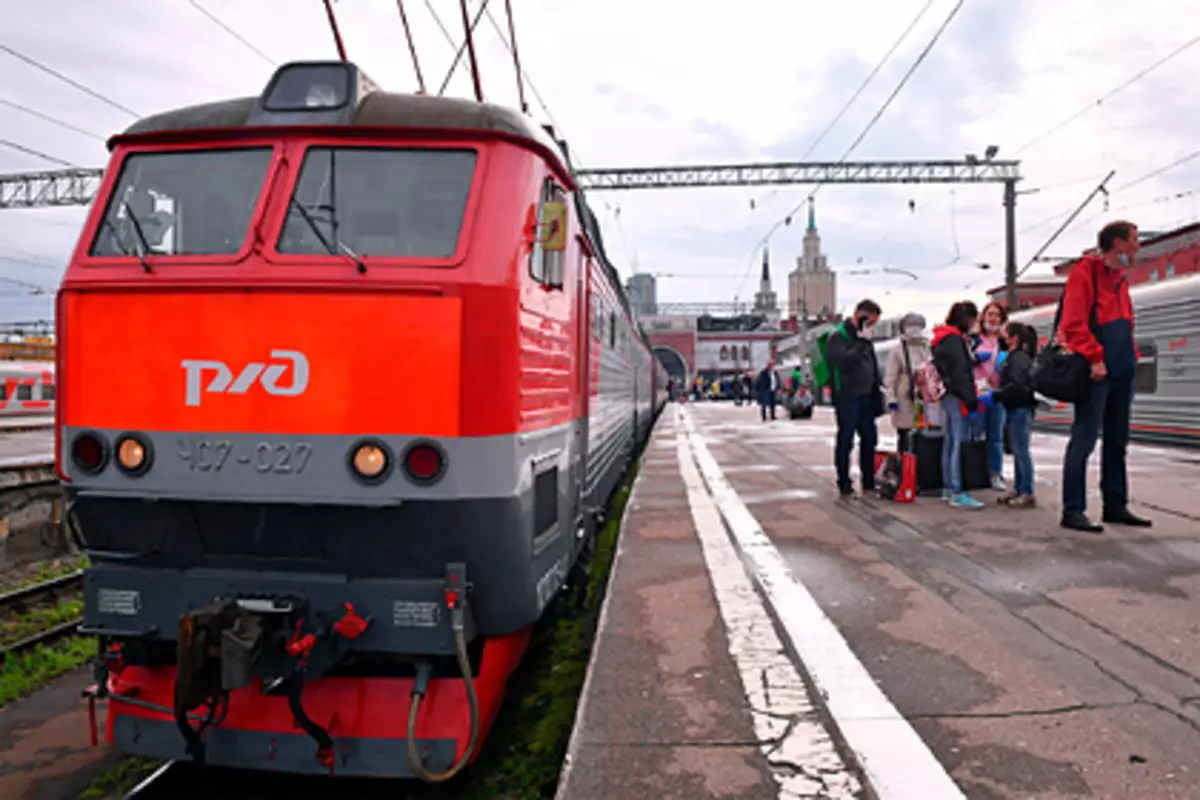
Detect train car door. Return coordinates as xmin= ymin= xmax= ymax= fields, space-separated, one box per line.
xmin=573 ymin=241 xmax=592 ymax=540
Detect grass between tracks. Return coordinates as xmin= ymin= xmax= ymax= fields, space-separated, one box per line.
xmin=460 ymin=462 xmax=638 ymax=800
xmin=0 ymin=636 xmax=95 ymax=708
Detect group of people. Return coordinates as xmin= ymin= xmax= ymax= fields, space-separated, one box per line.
xmin=825 ymin=220 xmax=1152 ymax=533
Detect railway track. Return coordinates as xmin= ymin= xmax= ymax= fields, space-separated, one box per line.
xmin=0 ymin=569 xmax=84 ymax=659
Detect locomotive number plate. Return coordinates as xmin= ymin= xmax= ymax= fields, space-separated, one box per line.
xmin=177 ymin=438 xmax=313 ymax=475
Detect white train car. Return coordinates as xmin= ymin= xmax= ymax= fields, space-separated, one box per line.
xmin=0 ymin=361 xmax=54 ymax=416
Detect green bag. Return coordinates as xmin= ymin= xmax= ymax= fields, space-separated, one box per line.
xmin=809 ymin=323 xmax=847 ymax=392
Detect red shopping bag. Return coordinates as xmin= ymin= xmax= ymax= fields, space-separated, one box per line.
xmin=874 ymin=451 xmax=917 ymax=503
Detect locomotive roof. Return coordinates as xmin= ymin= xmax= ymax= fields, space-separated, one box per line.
xmin=118 ymin=92 xmax=564 ymax=157
xmin=113 ymin=57 xmax=653 ymax=351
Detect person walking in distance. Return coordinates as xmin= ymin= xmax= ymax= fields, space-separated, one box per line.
xmin=825 ymin=299 xmax=883 ymax=497
xmin=755 ymin=362 xmax=780 ymax=421
xmin=1059 ymin=221 xmax=1152 ymax=532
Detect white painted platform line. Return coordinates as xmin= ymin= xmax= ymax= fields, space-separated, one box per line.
xmin=679 ymin=406 xmax=968 ymax=800
xmin=675 ymin=407 xmax=861 ymax=800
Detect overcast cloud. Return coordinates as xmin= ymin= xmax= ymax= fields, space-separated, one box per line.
xmin=2 ymin=0 xmax=1199 ymax=325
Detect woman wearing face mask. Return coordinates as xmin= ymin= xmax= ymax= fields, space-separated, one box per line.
xmin=970 ymin=301 xmax=1010 ymax=491
xmin=883 ymin=312 xmax=931 ymax=452
xmin=932 ymin=301 xmax=993 ymax=510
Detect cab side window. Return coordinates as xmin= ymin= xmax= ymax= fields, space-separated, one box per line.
xmin=530 ymin=178 xmax=567 ymax=288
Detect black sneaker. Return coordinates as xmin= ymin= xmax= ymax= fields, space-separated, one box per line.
xmin=1061 ymin=512 xmax=1103 ymax=533
xmin=1102 ymin=507 xmax=1152 ymax=528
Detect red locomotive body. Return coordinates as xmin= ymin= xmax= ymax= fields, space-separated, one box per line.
xmin=59 ymin=61 xmax=667 ymax=780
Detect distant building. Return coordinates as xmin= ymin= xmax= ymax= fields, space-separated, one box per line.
xmin=626 ymin=272 xmax=657 ymax=317
xmin=787 ymin=198 xmax=836 ymax=319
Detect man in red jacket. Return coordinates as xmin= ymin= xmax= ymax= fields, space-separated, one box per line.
xmin=1059 ymin=220 xmax=1152 ymax=532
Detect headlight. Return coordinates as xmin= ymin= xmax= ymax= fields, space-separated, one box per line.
xmin=115 ymin=433 xmax=153 ymax=477
xmin=348 ymin=439 xmax=393 ymax=484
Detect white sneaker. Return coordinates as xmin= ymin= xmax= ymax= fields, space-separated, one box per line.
xmin=989 ymin=474 xmax=1007 ymax=491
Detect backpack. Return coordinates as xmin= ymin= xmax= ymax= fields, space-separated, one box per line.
xmin=913 ymin=358 xmax=946 ymax=405
xmin=810 ymin=323 xmax=848 ymax=391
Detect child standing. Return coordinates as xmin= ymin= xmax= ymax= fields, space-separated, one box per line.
xmin=992 ymin=322 xmax=1038 ymax=507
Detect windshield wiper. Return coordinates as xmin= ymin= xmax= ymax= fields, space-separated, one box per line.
xmin=288 ymin=198 xmax=367 ymax=274
xmin=119 ymin=201 xmax=153 ymax=273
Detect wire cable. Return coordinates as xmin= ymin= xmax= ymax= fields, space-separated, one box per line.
xmin=0 ymin=138 xmax=76 ymax=167
xmin=750 ymin=0 xmax=935 ymax=209
xmin=855 ymin=32 xmax=1200 ymax=262
xmin=0 ymin=98 xmax=104 ymax=141
xmin=737 ymin=0 xmax=964 ymax=299
xmin=187 ymin=0 xmax=277 ymax=66
xmin=1012 ymin=33 xmax=1200 ymax=156
xmin=0 ymin=43 xmax=137 ymax=116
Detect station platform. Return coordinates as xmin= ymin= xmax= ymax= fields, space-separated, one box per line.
xmin=559 ymin=402 xmax=1200 ymax=800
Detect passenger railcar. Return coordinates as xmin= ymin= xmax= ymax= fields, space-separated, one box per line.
xmin=58 ymin=60 xmax=666 ymax=782
xmin=872 ymin=272 xmax=1200 ymax=446
xmin=0 ymin=361 xmax=54 ymax=416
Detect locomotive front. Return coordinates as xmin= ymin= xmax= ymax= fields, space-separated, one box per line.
xmin=58 ymin=61 xmax=574 ymax=780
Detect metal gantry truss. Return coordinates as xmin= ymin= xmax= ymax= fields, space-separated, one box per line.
xmin=0 ymin=168 xmax=104 ymax=209
xmin=574 ymin=159 xmax=1022 ymax=190
xmin=0 ymin=159 xmax=1023 ymax=210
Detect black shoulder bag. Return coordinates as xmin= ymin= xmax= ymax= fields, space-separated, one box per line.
xmin=1030 ymin=266 xmax=1099 ymax=404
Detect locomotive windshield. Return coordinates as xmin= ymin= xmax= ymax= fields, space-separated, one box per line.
xmin=278 ymin=147 xmax=476 ymax=260
xmin=89 ymin=147 xmax=273 ymax=258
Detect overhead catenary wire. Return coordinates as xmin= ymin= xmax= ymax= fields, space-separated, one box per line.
xmin=0 ymin=43 xmax=138 ymax=117
xmin=0 ymin=138 xmax=76 ymax=167
xmin=187 ymin=0 xmax=277 ymax=66
xmin=858 ymin=32 xmax=1200 ymax=263
xmin=736 ymin=0 xmax=964 ymax=300
xmin=749 ymin=0 xmax=935 ymax=210
xmin=0 ymin=98 xmax=104 ymax=141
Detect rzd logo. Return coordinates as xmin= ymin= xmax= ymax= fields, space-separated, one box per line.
xmin=181 ymin=350 xmax=309 ymax=407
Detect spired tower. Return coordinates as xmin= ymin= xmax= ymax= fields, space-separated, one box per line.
xmin=753 ymin=246 xmax=779 ymax=320
xmin=787 ymin=198 xmax=837 ymax=319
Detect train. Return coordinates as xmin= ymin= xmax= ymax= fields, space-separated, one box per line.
xmin=57 ymin=59 xmax=669 ymax=782
xmin=873 ymin=271 xmax=1200 ymax=446
xmin=0 ymin=361 xmax=54 ymax=416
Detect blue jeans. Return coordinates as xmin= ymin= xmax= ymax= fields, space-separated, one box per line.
xmin=1006 ymin=407 xmax=1034 ymax=496
xmin=1062 ymin=376 xmax=1133 ymax=515
xmin=940 ymin=397 xmax=968 ymax=494
xmin=834 ymin=393 xmax=878 ymax=491
xmin=968 ymin=400 xmax=1007 ymax=475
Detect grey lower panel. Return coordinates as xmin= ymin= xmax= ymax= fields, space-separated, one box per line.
xmin=112 ymin=715 xmax=458 ymax=778
xmin=60 ymin=421 xmax=576 ymax=504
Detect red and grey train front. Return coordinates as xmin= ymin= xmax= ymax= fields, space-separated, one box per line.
xmin=58 ymin=60 xmax=579 ymax=780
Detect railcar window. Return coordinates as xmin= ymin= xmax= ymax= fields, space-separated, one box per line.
xmin=1135 ymin=341 xmax=1157 ymax=394
xmin=278 ymin=147 xmax=476 ymax=259
xmin=16 ymin=384 xmax=32 ymax=401
xmin=42 ymin=384 xmax=55 ymax=401
xmin=89 ymin=148 xmax=272 ymax=258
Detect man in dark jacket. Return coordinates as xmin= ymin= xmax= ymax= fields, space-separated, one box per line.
xmin=1059 ymin=220 xmax=1152 ymax=532
xmin=755 ymin=362 xmax=780 ymax=421
xmin=826 ymin=299 xmax=882 ymax=496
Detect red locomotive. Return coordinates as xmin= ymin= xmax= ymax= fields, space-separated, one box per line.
xmin=58 ymin=59 xmax=667 ymax=780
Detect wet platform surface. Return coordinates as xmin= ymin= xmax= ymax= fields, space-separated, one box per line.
xmin=658 ymin=401 xmax=1200 ymax=799
xmin=0 ymin=428 xmax=53 ymax=469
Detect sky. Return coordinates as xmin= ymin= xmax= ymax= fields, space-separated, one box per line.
xmin=2 ymin=0 xmax=1200 ymax=327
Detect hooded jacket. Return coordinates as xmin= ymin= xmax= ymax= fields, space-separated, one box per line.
xmin=931 ymin=324 xmax=978 ymax=414
xmin=1059 ymin=254 xmax=1138 ymax=379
